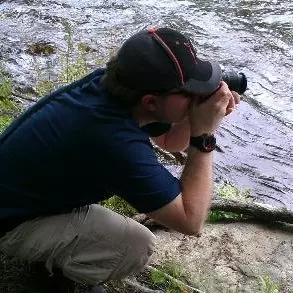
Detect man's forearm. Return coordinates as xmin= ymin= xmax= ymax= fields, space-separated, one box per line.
xmin=179 ymin=146 xmax=213 ymax=234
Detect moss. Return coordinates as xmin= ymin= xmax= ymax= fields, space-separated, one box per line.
xmin=101 ymin=196 xmax=137 ymax=217
xmin=148 ymin=261 xmax=188 ymax=293
xmin=207 ymin=210 xmax=243 ymax=223
xmin=26 ymin=42 xmax=57 ymax=57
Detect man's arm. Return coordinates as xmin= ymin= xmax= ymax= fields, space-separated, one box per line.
xmin=147 ymin=147 xmax=213 ymax=235
xmin=151 ymin=117 xmax=190 ymax=152
xmin=147 ymin=82 xmax=239 ymax=235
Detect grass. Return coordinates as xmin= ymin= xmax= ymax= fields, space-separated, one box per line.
xmin=0 ymin=114 xmax=13 ymax=134
xmin=0 ymin=64 xmax=20 ymax=134
xmin=0 ymin=63 xmax=13 ymax=100
xmin=0 ymin=73 xmax=12 ymax=99
xmin=148 ymin=260 xmax=190 ymax=293
xmin=258 ymin=275 xmax=281 ymax=293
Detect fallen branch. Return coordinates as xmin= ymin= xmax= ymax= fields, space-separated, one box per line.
xmin=133 ymin=199 xmax=293 ymax=227
xmin=210 ymin=198 xmax=293 ymax=224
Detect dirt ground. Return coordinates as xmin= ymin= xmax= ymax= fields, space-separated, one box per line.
xmin=151 ymin=220 xmax=293 ymax=292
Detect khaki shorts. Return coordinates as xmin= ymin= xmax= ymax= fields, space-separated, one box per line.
xmin=0 ymin=204 xmax=156 ymax=285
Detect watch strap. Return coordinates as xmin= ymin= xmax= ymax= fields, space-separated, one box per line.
xmin=189 ymin=133 xmax=216 ymax=152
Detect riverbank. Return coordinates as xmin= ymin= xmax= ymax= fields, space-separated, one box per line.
xmin=1 ymin=219 xmax=293 ymax=292
xmin=151 ymin=221 xmax=293 ymax=292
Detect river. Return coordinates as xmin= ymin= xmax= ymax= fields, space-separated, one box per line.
xmin=0 ymin=0 xmax=292 ymax=208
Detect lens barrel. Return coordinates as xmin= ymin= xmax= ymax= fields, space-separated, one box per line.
xmin=221 ymin=71 xmax=247 ymax=94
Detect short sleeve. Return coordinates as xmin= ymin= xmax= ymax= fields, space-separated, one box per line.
xmin=92 ymin=128 xmax=181 ymax=213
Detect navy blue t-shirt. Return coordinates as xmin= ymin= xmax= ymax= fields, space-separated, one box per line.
xmin=0 ymin=69 xmax=181 ymax=223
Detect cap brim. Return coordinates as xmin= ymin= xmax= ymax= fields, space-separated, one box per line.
xmin=182 ymin=60 xmax=222 ymax=96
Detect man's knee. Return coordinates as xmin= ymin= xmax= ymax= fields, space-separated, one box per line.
xmin=59 ymin=207 xmax=156 ymax=283
xmin=124 ymin=218 xmax=156 ymax=268
xmin=101 ymin=217 xmax=156 ymax=281
xmin=89 ymin=204 xmax=157 ymax=273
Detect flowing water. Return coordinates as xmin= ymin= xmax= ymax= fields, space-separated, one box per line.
xmin=0 ymin=0 xmax=292 ymax=208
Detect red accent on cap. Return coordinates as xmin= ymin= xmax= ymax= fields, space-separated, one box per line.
xmin=149 ymin=31 xmax=185 ymax=85
xmin=147 ymin=28 xmax=157 ymax=33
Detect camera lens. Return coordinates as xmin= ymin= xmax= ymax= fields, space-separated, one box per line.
xmin=222 ymin=71 xmax=247 ymax=94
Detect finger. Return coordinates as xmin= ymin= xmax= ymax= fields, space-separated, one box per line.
xmin=209 ymin=82 xmax=231 ymax=106
xmin=225 ymin=107 xmax=234 ymax=116
xmin=227 ymin=95 xmax=236 ymax=110
xmin=231 ymin=91 xmax=241 ymax=104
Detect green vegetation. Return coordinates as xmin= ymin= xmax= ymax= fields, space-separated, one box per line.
xmin=149 ymin=261 xmax=188 ymax=293
xmin=0 ymin=64 xmax=19 ymax=134
xmin=0 ymin=65 xmax=13 ymax=99
xmin=34 ymin=20 xmax=97 ymax=97
xmin=207 ymin=210 xmax=242 ymax=223
xmin=258 ymin=275 xmax=281 ymax=293
xmin=101 ymin=196 xmax=137 ymax=217
xmin=216 ymin=181 xmax=252 ymax=200
xmin=207 ymin=181 xmax=252 ymax=223
xmin=58 ymin=20 xmax=91 ymax=85
xmin=0 ymin=114 xmax=13 ymax=134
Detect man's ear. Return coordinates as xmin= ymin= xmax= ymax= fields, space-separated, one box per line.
xmin=140 ymin=94 xmax=160 ymax=112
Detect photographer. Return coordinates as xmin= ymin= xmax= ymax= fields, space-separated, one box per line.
xmin=0 ymin=27 xmax=240 ymax=292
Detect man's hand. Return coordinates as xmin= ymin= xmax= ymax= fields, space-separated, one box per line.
xmin=225 ymin=90 xmax=241 ymax=116
xmin=189 ymin=81 xmax=239 ymax=136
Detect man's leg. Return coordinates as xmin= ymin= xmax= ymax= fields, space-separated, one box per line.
xmin=0 ymin=204 xmax=156 ymax=285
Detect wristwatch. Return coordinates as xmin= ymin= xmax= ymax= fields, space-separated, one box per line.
xmin=189 ymin=133 xmax=216 ymax=152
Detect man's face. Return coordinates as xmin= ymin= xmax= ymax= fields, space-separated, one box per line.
xmin=155 ymin=91 xmax=195 ymax=123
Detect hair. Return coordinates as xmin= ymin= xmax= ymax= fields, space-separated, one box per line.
xmin=100 ymin=55 xmax=173 ymax=108
xmin=100 ymin=56 xmax=145 ymax=107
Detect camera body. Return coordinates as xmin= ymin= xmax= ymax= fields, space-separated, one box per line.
xmin=221 ymin=71 xmax=247 ymax=94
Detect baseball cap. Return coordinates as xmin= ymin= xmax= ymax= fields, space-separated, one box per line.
xmin=116 ymin=27 xmax=222 ymax=96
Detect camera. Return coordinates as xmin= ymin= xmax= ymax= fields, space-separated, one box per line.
xmin=222 ymin=71 xmax=247 ymax=94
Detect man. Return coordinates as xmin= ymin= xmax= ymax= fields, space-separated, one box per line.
xmin=0 ymin=27 xmax=240 ymax=292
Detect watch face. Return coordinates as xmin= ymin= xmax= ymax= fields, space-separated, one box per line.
xmin=203 ymin=134 xmax=216 ymax=151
